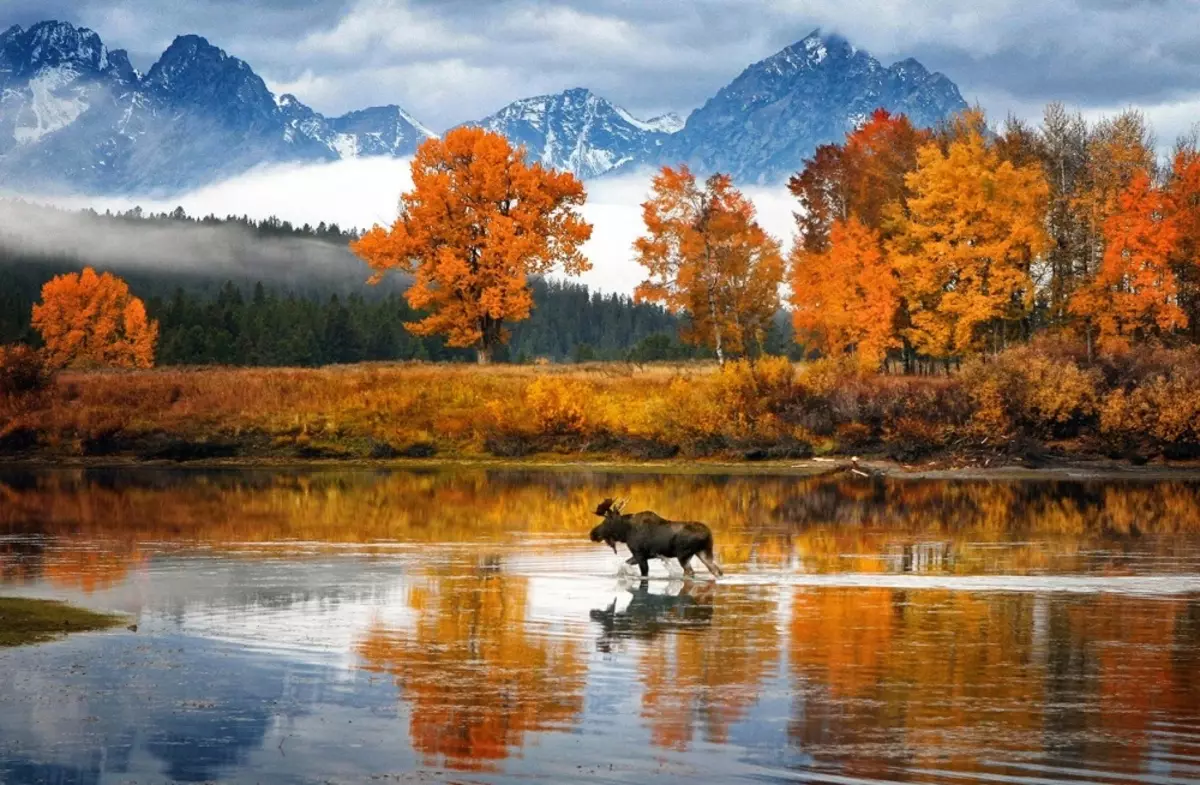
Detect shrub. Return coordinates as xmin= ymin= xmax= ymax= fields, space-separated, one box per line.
xmin=959 ymin=346 xmax=1100 ymax=440
xmin=711 ymin=356 xmax=796 ymax=440
xmin=883 ymin=416 xmax=946 ymax=462
xmin=0 ymin=344 xmax=51 ymax=399
xmin=525 ymin=376 xmax=592 ymax=435
xmin=1100 ymin=352 xmax=1200 ymax=456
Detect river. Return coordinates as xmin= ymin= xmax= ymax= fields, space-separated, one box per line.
xmin=1 ymin=467 xmax=1198 ymax=784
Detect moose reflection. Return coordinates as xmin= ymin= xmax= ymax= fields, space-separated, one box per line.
xmin=590 ymin=580 xmax=715 ymax=651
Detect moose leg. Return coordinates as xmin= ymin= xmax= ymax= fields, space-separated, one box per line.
xmin=678 ymin=554 xmax=695 ymax=578
xmin=696 ymin=548 xmax=724 ymax=578
xmin=625 ymin=556 xmax=638 ymax=565
xmin=637 ymin=557 xmax=650 ymax=578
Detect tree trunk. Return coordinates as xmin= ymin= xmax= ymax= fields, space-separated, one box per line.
xmin=476 ymin=345 xmax=492 ymax=365
xmin=707 ymin=286 xmax=725 ymax=366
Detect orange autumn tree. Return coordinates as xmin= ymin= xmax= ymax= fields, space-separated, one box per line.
xmin=1070 ymin=170 xmax=1184 ymax=353
xmin=889 ymin=113 xmax=1050 ymax=357
xmin=634 ymin=166 xmax=784 ymax=364
xmin=1167 ymin=145 xmax=1200 ymax=341
xmin=351 ymin=127 xmax=593 ymax=363
xmin=789 ymin=216 xmax=900 ymax=369
xmin=788 ymin=109 xmax=927 ymax=252
xmin=31 ymin=267 xmax=158 ymax=369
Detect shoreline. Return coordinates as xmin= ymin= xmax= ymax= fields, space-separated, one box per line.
xmin=4 ymin=453 xmax=1200 ymax=481
xmin=0 ymin=597 xmax=128 ymax=647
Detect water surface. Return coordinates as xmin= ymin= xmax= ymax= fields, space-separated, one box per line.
xmin=1 ymin=467 xmax=1199 ymax=784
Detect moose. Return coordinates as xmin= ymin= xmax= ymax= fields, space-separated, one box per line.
xmin=588 ymin=498 xmax=724 ymax=578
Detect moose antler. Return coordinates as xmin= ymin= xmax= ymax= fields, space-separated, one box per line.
xmin=593 ymin=497 xmax=629 ymax=517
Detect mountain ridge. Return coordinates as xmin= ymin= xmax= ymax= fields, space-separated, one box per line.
xmin=0 ymin=21 xmax=968 ymax=193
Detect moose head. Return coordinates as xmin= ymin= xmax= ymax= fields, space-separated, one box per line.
xmin=589 ymin=497 xmax=629 ymax=553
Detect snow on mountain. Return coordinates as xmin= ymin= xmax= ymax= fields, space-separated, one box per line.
xmin=0 ymin=21 xmax=432 ymax=195
xmin=657 ymin=29 xmax=968 ymax=183
xmin=328 ymin=105 xmax=437 ymax=158
xmin=469 ymin=87 xmax=676 ymax=179
xmin=0 ymin=21 xmax=969 ymax=194
xmin=12 ymin=65 xmax=91 ymax=144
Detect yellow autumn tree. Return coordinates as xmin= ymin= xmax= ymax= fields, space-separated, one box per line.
xmin=634 ymin=166 xmax=784 ymax=364
xmin=351 ymin=127 xmax=593 ymax=363
xmin=789 ymin=216 xmax=900 ymax=370
xmin=889 ymin=115 xmax=1050 ymax=357
xmin=30 ymin=267 xmax=158 ymax=369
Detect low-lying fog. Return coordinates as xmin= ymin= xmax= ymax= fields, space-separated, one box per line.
xmin=0 ymin=157 xmax=798 ymax=294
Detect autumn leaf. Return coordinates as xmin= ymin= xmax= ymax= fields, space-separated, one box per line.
xmin=889 ymin=114 xmax=1050 ymax=357
xmin=30 ymin=267 xmax=158 ymax=370
xmin=351 ymin=127 xmax=593 ymax=363
xmin=1070 ymin=169 xmax=1185 ymax=353
xmin=633 ymin=166 xmax=784 ymax=364
xmin=790 ymin=216 xmax=900 ymax=370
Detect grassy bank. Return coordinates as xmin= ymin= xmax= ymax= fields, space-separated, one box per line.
xmin=2 ymin=341 xmax=1199 ymax=467
xmin=0 ymin=597 xmax=126 ymax=646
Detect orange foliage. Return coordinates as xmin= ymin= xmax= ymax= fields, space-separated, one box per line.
xmin=356 ymin=565 xmax=586 ymax=771
xmin=788 ymin=109 xmax=928 ymax=251
xmin=634 ymin=166 xmax=783 ymax=363
xmin=841 ymin=108 xmax=929 ymax=233
xmin=1167 ymin=147 xmax=1200 ymax=338
xmin=790 ymin=216 xmax=900 ymax=370
xmin=890 ymin=115 xmax=1051 ymax=357
xmin=351 ymin=127 xmax=592 ymax=363
xmin=1070 ymin=170 xmax=1185 ymax=353
xmin=637 ymin=586 xmax=779 ymax=750
xmin=0 ymin=344 xmax=51 ymax=399
xmin=30 ymin=267 xmax=158 ymax=370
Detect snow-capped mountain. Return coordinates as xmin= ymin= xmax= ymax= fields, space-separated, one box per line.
xmin=658 ymin=30 xmax=968 ymax=183
xmin=468 ymin=88 xmax=681 ymax=179
xmin=0 ymin=21 xmax=433 ymax=194
xmin=327 ymin=105 xmax=435 ymax=158
xmin=0 ymin=21 xmax=968 ymax=194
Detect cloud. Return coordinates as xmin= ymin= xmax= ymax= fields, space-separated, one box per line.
xmin=14 ymin=0 xmax=1200 ymax=139
xmin=0 ymin=162 xmax=387 ymax=285
xmin=13 ymin=157 xmax=798 ymax=296
xmin=576 ymin=169 xmax=797 ymax=295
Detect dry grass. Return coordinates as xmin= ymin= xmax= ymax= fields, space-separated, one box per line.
xmin=3 ymin=344 xmax=1199 ymax=463
xmin=0 ymin=360 xmax=770 ymax=460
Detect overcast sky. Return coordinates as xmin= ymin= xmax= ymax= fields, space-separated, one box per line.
xmin=7 ymin=0 xmax=1200 ymax=140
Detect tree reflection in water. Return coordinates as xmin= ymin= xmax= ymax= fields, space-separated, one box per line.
xmin=356 ymin=557 xmax=587 ymax=772
xmin=1 ymin=467 xmax=1198 ymax=778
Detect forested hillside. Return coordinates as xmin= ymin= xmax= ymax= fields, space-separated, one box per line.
xmin=0 ymin=203 xmax=772 ymax=365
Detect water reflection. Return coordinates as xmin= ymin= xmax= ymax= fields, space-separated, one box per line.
xmin=0 ymin=467 xmax=1198 ymax=783
xmin=590 ymin=579 xmax=715 ymax=650
xmin=4 ymin=468 xmax=1200 ymax=582
xmin=356 ymin=558 xmax=587 ymax=772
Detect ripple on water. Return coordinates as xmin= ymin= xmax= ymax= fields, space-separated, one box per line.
xmin=2 ymin=467 xmax=1200 ymax=783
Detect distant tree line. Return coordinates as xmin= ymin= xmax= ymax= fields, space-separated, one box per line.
xmin=0 ymin=201 xmax=797 ymax=364
xmin=74 ymin=203 xmax=363 ymax=244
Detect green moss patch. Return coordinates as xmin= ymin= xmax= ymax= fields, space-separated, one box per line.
xmin=0 ymin=597 xmax=126 ymax=647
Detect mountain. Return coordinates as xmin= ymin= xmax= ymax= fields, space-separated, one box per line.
xmin=0 ymin=21 xmax=433 ymax=194
xmin=658 ymin=30 xmax=968 ymax=183
xmin=468 ymin=87 xmax=682 ymax=179
xmin=0 ymin=21 xmax=968 ymax=194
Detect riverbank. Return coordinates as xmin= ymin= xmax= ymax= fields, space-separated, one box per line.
xmin=5 ymin=452 xmax=1200 ymax=482
xmin=0 ymin=597 xmax=126 ymax=646
xmin=2 ymin=347 xmax=1198 ymax=470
